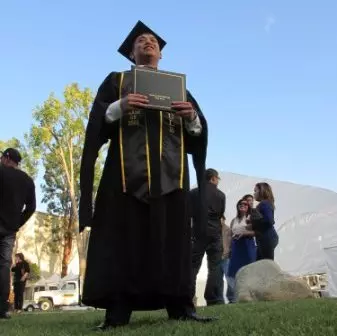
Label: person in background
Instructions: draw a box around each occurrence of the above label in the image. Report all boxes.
[190,168,226,306]
[243,194,263,226]
[227,199,256,302]
[242,193,261,249]
[242,194,254,208]
[251,182,279,260]
[0,148,36,319]
[220,216,235,303]
[11,253,30,313]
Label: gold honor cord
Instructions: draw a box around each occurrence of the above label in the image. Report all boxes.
[179,117,185,188]
[159,111,163,160]
[145,114,151,192]
[118,72,126,192]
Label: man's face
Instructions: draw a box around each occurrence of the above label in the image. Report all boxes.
[211,175,220,187]
[131,33,161,63]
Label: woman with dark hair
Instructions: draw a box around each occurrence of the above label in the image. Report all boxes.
[11,253,30,313]
[226,199,256,302]
[252,182,279,260]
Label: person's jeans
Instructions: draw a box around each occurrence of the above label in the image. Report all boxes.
[220,258,235,303]
[225,276,236,303]
[0,233,16,314]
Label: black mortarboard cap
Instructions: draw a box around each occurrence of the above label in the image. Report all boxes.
[118,20,166,63]
[1,148,22,164]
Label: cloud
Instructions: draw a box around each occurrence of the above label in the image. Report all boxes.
[264,15,276,33]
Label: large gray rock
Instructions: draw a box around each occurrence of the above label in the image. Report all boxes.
[235,259,314,302]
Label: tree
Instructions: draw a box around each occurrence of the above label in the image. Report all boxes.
[28,83,103,278]
[27,262,41,282]
[41,150,76,277]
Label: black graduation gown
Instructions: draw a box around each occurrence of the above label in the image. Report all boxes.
[79,71,208,310]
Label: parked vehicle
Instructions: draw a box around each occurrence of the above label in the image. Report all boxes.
[34,280,80,311]
[23,282,58,312]
[22,300,39,312]
[23,277,81,311]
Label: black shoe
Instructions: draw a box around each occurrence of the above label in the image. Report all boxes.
[171,312,218,323]
[0,312,11,320]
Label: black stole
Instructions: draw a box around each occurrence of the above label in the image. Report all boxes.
[118,71,185,202]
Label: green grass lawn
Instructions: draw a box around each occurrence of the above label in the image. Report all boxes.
[1,299,336,335]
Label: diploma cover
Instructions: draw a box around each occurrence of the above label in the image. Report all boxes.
[132,66,186,111]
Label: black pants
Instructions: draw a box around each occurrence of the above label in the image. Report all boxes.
[14,282,26,310]
[256,229,279,261]
[191,236,223,305]
[0,233,16,314]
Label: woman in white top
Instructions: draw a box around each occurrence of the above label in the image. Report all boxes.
[226,199,257,302]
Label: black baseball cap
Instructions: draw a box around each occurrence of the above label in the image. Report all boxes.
[205,168,220,181]
[118,20,166,64]
[0,148,22,164]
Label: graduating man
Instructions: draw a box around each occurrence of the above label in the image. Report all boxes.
[79,21,212,330]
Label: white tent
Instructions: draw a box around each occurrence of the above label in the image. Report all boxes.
[45,273,61,284]
[60,271,79,283]
[33,276,47,286]
[276,210,337,275]
[323,237,337,297]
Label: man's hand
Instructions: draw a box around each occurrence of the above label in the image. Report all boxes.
[120,94,149,112]
[171,101,197,121]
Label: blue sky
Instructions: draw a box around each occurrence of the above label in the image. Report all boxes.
[1,0,336,211]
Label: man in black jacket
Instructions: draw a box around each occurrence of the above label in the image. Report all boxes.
[0,148,36,319]
[190,168,226,306]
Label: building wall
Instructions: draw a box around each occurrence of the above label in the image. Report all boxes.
[15,211,79,277]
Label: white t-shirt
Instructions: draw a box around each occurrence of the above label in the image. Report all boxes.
[230,216,248,236]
